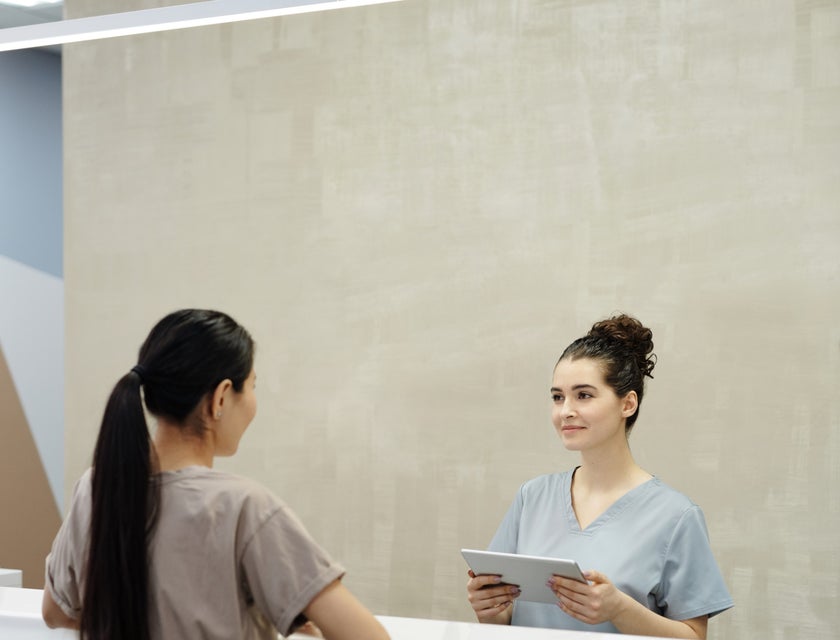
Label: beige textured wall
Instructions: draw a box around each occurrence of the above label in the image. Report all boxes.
[63,1,840,638]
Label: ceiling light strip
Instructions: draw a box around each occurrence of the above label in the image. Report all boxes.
[0,0,404,52]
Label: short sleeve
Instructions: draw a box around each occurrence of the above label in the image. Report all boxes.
[44,470,92,620]
[488,485,524,553]
[239,504,345,637]
[657,505,734,620]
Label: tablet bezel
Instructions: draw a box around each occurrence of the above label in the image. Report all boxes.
[461,548,587,605]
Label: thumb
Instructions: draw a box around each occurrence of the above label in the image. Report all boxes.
[583,569,607,584]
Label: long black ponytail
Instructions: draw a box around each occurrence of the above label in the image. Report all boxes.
[80,309,254,640]
[81,371,156,640]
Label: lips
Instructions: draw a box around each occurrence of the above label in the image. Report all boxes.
[561,426,585,432]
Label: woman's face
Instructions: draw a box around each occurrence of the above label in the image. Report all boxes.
[550,357,636,452]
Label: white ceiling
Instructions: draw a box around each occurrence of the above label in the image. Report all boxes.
[0,2,63,28]
[0,1,63,54]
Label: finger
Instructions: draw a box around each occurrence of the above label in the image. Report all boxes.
[467,570,476,578]
[477,592,519,615]
[469,584,521,607]
[558,591,597,618]
[549,575,590,595]
[550,588,585,612]
[558,596,592,623]
[468,574,504,589]
[582,569,605,583]
[294,621,324,637]
[493,585,521,604]
[477,600,512,619]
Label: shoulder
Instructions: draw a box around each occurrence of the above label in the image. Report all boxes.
[159,466,271,493]
[198,468,278,497]
[160,467,289,519]
[64,467,94,514]
[518,470,572,499]
[646,477,701,513]
[74,467,94,495]
[644,477,710,533]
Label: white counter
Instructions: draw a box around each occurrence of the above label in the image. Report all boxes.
[0,587,76,639]
[1,587,662,639]
[372,616,658,640]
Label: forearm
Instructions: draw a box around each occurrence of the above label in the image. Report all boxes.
[304,581,389,640]
[612,594,706,639]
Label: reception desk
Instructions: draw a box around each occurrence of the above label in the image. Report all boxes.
[373,616,659,639]
[0,587,662,639]
[0,587,76,640]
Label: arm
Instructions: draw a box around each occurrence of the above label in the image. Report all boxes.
[42,472,91,631]
[42,588,80,630]
[550,571,707,639]
[465,570,519,625]
[303,579,389,640]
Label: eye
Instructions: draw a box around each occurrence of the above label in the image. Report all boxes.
[552,394,564,402]
[578,392,592,399]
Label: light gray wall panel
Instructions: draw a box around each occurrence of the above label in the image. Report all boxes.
[0,49,62,277]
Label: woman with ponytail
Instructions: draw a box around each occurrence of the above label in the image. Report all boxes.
[42,309,388,640]
[466,314,732,637]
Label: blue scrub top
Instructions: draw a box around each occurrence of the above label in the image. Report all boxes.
[488,470,733,633]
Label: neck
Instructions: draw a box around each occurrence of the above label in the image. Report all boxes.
[575,436,649,491]
[153,419,214,471]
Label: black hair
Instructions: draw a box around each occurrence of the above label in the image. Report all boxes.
[80,309,254,640]
[557,314,656,433]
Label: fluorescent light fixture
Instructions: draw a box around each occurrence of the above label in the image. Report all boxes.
[0,0,64,9]
[0,0,404,52]
[0,0,61,7]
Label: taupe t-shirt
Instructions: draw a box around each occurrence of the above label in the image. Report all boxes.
[45,466,345,639]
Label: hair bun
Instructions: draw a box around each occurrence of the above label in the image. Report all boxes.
[588,314,656,378]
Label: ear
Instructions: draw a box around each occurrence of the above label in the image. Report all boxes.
[621,391,638,419]
[209,379,234,421]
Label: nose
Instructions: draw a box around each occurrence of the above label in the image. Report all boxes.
[563,399,576,418]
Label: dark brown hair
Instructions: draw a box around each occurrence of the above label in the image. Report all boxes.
[557,314,656,432]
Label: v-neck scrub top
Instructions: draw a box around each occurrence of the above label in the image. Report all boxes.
[488,470,733,633]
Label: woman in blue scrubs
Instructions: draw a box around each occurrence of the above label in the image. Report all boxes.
[466,314,732,637]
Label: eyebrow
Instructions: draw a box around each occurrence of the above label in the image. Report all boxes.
[550,384,597,392]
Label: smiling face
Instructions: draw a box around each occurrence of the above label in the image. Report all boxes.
[550,357,637,453]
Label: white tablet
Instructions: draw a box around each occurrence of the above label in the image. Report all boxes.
[461,549,587,604]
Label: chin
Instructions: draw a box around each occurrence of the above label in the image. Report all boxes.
[557,434,584,450]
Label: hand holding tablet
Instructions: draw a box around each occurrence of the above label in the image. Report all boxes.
[462,549,588,605]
